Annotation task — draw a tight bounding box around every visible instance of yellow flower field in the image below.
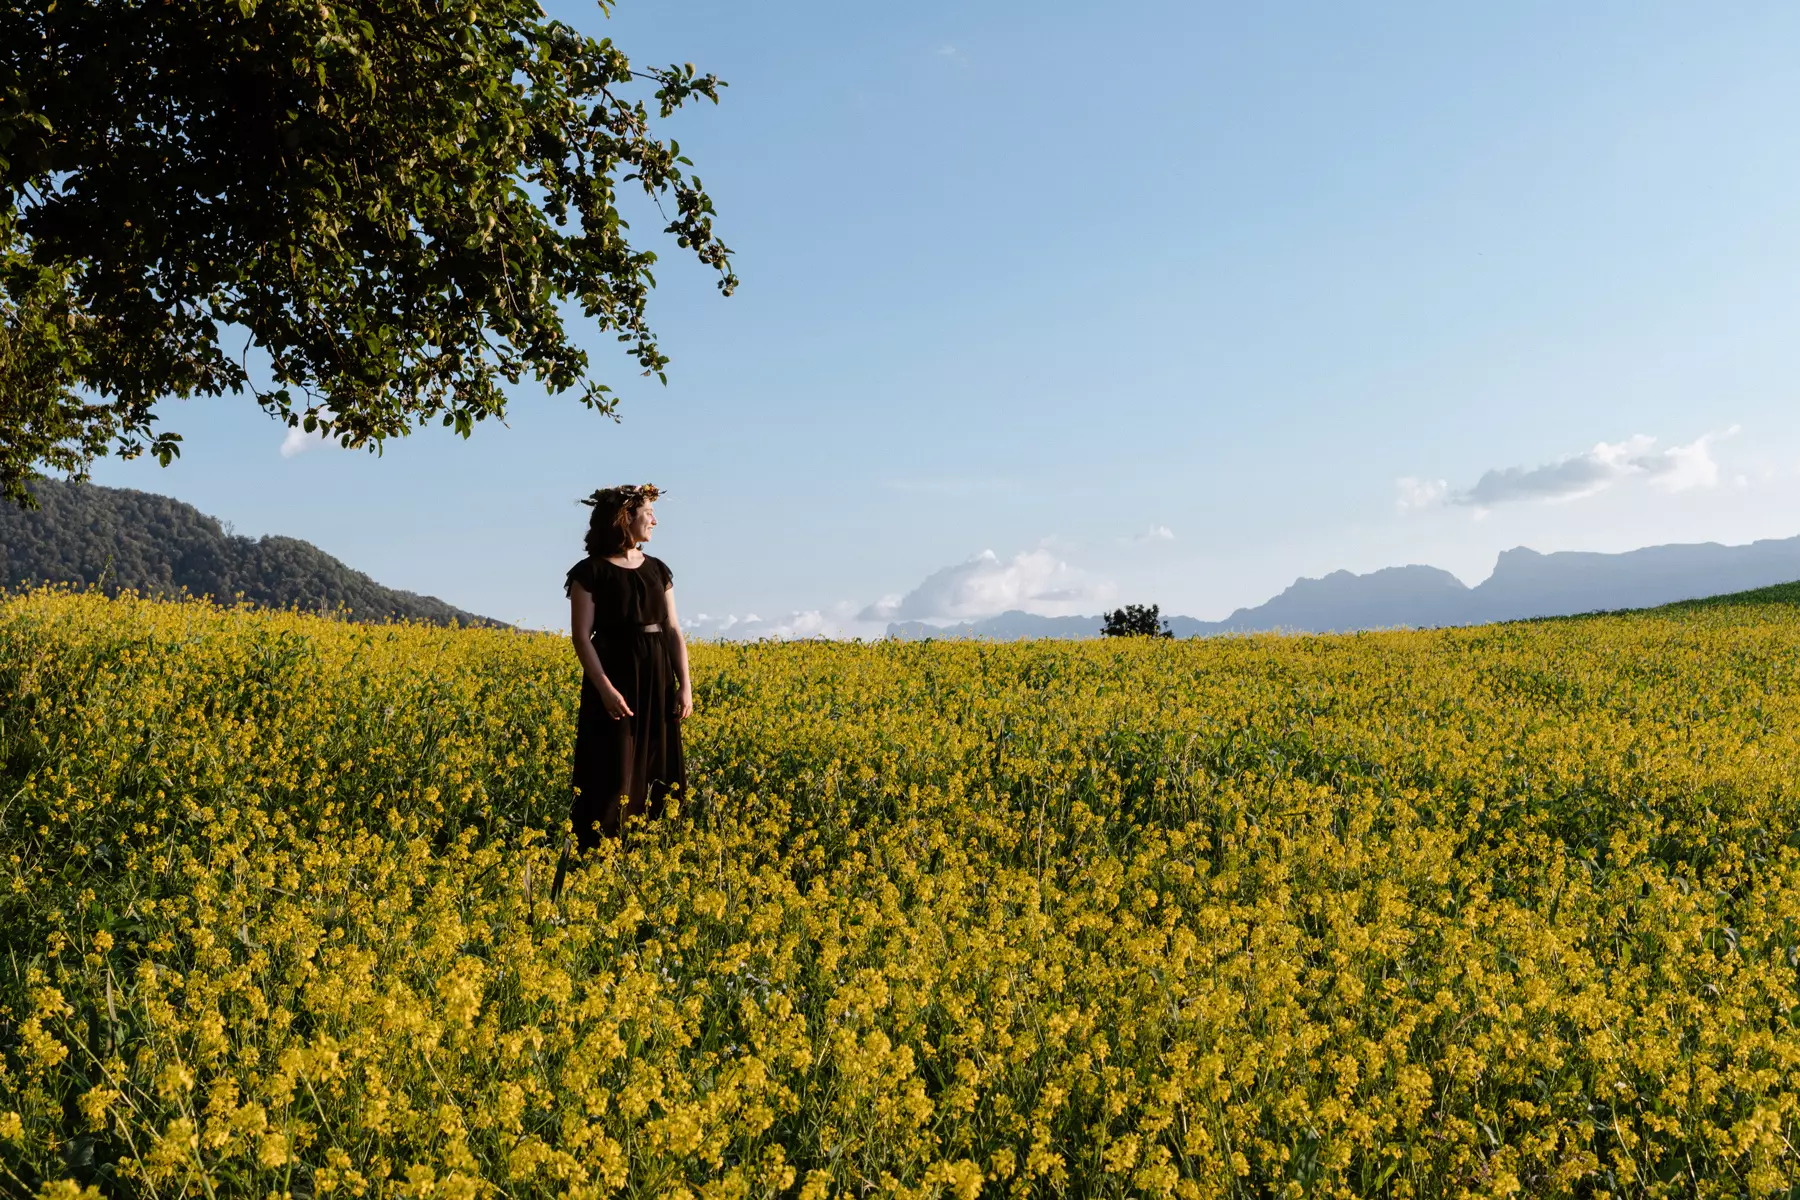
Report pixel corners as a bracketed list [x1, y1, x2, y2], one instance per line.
[1, 587, 1797, 1199]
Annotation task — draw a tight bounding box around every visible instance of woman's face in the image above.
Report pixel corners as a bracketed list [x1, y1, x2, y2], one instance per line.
[627, 501, 657, 545]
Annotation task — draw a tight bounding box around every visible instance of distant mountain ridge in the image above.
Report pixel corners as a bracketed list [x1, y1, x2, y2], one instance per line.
[1, 479, 501, 627]
[885, 612, 1103, 641]
[886, 534, 1800, 640]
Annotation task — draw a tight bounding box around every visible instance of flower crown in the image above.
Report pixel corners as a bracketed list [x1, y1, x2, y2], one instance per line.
[581, 483, 662, 511]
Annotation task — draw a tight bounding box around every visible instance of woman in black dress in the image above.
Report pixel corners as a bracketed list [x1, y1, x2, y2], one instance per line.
[564, 484, 691, 849]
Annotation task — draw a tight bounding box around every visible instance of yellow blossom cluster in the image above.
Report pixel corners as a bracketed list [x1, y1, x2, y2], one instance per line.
[0, 586, 1797, 1198]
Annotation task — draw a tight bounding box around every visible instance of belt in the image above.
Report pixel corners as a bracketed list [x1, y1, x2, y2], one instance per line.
[592, 622, 663, 638]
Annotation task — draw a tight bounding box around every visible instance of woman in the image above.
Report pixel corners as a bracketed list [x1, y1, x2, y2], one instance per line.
[564, 483, 692, 850]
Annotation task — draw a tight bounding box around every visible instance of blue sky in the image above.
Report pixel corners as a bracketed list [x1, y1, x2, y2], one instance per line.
[90, 1, 1800, 634]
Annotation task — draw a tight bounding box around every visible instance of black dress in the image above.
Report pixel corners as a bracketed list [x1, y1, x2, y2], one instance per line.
[565, 554, 686, 847]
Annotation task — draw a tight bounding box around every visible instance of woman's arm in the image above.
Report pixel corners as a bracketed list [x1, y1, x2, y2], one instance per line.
[662, 586, 694, 719]
[570, 585, 633, 719]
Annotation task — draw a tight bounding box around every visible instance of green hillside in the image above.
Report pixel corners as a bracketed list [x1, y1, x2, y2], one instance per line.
[1658, 578, 1800, 610]
[0, 478, 500, 626]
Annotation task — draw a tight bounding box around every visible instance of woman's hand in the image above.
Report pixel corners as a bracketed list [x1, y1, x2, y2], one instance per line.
[675, 685, 694, 720]
[601, 686, 634, 720]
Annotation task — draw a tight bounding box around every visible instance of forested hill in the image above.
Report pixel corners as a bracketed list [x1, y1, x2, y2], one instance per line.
[1, 480, 501, 627]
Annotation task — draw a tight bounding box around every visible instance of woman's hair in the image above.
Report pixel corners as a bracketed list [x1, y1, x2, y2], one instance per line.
[582, 483, 662, 557]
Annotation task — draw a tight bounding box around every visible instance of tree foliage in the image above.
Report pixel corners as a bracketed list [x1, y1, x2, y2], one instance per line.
[1101, 603, 1173, 638]
[0, 0, 735, 503]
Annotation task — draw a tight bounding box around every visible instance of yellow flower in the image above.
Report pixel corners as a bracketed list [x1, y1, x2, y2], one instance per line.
[155, 1061, 195, 1100]
[35, 1183, 106, 1200]
[258, 1132, 292, 1170]
[8, 585, 1800, 1198]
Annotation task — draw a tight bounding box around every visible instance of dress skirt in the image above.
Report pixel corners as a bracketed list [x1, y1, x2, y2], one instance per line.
[570, 627, 686, 847]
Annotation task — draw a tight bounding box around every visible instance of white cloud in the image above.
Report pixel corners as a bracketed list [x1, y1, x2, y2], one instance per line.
[1121, 524, 1176, 546]
[279, 410, 339, 458]
[1395, 477, 1449, 511]
[930, 42, 971, 73]
[280, 426, 330, 458]
[687, 602, 863, 641]
[1461, 435, 1649, 506]
[1401, 428, 1738, 512]
[856, 547, 1112, 623]
[1643, 427, 1736, 492]
[690, 544, 1118, 639]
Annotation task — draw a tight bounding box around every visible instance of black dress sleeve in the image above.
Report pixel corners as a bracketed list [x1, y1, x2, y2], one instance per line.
[564, 558, 594, 597]
[656, 558, 673, 589]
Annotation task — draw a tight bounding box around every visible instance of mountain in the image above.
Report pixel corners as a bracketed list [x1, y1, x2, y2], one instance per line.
[1, 479, 501, 626]
[886, 612, 1102, 641]
[1461, 541, 1800, 623]
[885, 534, 1800, 640]
[1193, 564, 1471, 634]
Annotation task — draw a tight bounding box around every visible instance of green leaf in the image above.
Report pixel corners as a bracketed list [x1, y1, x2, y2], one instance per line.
[0, 0, 735, 501]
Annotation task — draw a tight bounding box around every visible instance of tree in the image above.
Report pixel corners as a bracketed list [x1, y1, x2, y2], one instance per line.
[1, 477, 502, 626]
[1101, 603, 1173, 639]
[0, 0, 735, 504]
